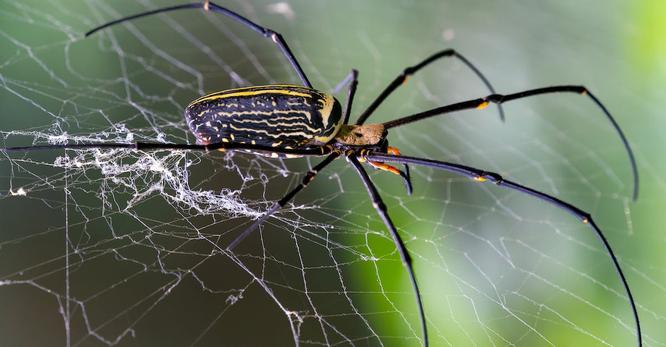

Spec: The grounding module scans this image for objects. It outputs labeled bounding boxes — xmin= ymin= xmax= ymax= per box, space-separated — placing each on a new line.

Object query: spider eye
xmin=354 ymin=132 xmax=363 ymax=138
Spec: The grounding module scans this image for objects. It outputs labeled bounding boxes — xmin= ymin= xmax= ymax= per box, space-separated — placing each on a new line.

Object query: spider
xmin=3 ymin=1 xmax=642 ymax=346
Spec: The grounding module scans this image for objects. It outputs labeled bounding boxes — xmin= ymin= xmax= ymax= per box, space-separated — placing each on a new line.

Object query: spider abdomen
xmin=185 ymin=85 xmax=342 ymax=150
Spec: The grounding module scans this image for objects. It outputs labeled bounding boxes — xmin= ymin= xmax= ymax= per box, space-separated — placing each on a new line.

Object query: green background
xmin=0 ymin=0 xmax=664 ymax=346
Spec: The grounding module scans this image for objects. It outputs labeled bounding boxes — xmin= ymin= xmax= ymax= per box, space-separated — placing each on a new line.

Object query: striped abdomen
xmin=185 ymin=85 xmax=342 ymax=149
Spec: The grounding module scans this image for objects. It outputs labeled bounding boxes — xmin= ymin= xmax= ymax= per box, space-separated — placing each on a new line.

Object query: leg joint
xmin=474 ymin=171 xmax=503 ymax=184
xmin=484 ymin=172 xmax=503 ymax=184
xmin=487 ymin=94 xmax=504 ymax=103
xmin=303 ymin=171 xmax=316 ymax=185
xmin=372 ymin=201 xmax=386 ymax=211
xmin=264 ymin=28 xmax=278 ymax=40
xmin=435 ymin=48 xmax=456 ymax=58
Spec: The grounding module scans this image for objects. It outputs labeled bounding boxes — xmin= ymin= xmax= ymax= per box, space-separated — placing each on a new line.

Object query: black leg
xmin=85 ymin=1 xmax=313 ymax=88
xmin=2 ymin=141 xmax=333 ymax=156
xmin=382 ymin=85 xmax=639 ymax=201
xmin=340 ymin=69 xmax=359 ymax=126
xmin=365 ymin=153 xmax=642 ymax=347
xmin=332 ymin=69 xmax=357 ymax=94
xmin=347 ymin=155 xmax=428 ymax=347
xmin=355 ymin=49 xmax=504 ymax=125
xmin=396 ymin=165 xmax=413 ymax=195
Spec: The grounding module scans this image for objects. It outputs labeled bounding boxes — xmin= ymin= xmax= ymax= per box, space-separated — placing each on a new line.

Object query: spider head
xmin=332 ymin=124 xmax=387 ymax=146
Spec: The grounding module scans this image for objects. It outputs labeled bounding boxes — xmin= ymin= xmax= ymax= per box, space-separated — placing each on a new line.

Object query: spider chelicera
xmin=3 ymin=1 xmax=642 ymax=346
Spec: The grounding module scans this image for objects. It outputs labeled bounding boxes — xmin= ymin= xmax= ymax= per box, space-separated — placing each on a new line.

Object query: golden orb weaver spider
xmin=2 ymin=1 xmax=642 ymax=346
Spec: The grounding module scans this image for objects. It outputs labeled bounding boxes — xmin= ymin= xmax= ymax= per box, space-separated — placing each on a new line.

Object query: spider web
xmin=1 ymin=0 xmax=663 ymax=346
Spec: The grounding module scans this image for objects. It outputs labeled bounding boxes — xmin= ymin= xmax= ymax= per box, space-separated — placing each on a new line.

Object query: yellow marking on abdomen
xmin=192 ymin=86 xmax=313 ymax=104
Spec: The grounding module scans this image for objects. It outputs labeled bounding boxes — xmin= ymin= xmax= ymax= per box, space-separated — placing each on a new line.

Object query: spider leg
xmin=226 ymin=152 xmax=339 ymax=250
xmin=2 ymin=141 xmax=333 ymax=156
xmin=340 ymin=69 xmax=359 ymax=125
xmin=347 ymin=155 xmax=428 ymax=347
xmin=383 ymin=85 xmax=639 ymax=201
xmin=366 ymin=160 xmax=413 ymax=195
xmin=365 ymin=153 xmax=642 ymax=347
xmin=387 ymin=146 xmax=412 ymax=195
xmin=356 ymin=49 xmax=503 ymax=125
xmin=332 ymin=69 xmax=358 ymax=95
xmin=85 ymin=1 xmax=313 ymax=88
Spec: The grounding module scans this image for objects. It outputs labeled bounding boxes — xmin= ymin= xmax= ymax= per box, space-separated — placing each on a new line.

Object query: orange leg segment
xmin=368 ymin=146 xmax=403 ymax=176
xmin=363 ymin=146 xmax=413 ymax=195
xmin=368 ymin=160 xmax=402 ymax=175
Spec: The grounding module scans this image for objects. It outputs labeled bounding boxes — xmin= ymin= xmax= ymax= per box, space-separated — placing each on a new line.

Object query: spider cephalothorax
xmin=333 ymin=123 xmax=386 ymax=146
